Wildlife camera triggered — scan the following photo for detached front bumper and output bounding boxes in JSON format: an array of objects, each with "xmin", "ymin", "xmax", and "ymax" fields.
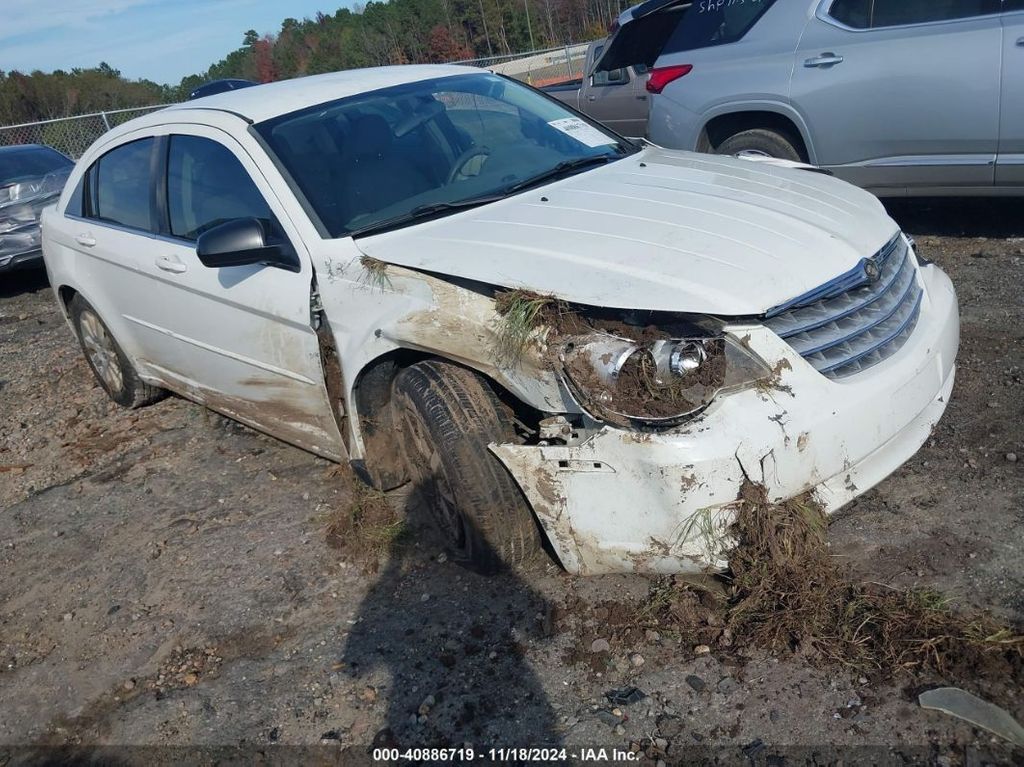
[{"xmin": 491, "ymin": 264, "xmax": 960, "ymax": 575}]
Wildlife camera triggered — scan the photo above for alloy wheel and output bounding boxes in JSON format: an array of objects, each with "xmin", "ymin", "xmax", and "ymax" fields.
[{"xmin": 79, "ymin": 310, "xmax": 124, "ymax": 393}]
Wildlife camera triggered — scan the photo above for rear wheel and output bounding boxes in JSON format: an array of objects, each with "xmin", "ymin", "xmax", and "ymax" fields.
[
  {"xmin": 715, "ymin": 128, "xmax": 804, "ymax": 163},
  {"xmin": 393, "ymin": 360, "xmax": 545, "ymax": 574},
  {"xmin": 69, "ymin": 295, "xmax": 164, "ymax": 408}
]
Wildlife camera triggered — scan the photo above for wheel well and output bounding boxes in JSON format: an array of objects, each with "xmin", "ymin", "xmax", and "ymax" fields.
[
  {"xmin": 352, "ymin": 351, "xmax": 549, "ymax": 489},
  {"xmin": 701, "ymin": 111, "xmax": 809, "ymax": 162},
  {"xmin": 57, "ymin": 285, "xmax": 78, "ymax": 311}
]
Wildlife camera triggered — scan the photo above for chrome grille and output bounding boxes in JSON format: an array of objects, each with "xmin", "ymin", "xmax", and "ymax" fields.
[{"xmin": 764, "ymin": 235, "xmax": 923, "ymax": 379}]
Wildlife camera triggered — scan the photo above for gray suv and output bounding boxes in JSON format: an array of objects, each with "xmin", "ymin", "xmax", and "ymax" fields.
[{"xmin": 597, "ymin": 0, "xmax": 1024, "ymax": 196}]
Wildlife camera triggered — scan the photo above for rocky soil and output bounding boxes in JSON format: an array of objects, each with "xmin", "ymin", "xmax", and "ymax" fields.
[{"xmin": 1, "ymin": 198, "xmax": 1021, "ymax": 764}]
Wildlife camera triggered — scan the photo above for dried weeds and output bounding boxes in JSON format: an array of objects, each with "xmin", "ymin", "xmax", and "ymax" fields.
[
  {"xmin": 492, "ymin": 289, "xmax": 574, "ymax": 364},
  {"xmin": 636, "ymin": 482, "xmax": 1024, "ymax": 683},
  {"xmin": 325, "ymin": 470, "xmax": 407, "ymax": 572},
  {"xmin": 359, "ymin": 255, "xmax": 392, "ymax": 291}
]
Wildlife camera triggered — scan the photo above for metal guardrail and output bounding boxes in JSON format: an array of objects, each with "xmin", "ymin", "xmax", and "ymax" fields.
[
  {"xmin": 457, "ymin": 43, "xmax": 590, "ymax": 87},
  {"xmin": 0, "ymin": 44, "xmax": 591, "ymax": 159}
]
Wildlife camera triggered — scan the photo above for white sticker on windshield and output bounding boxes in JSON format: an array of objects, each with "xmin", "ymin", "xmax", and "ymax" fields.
[{"xmin": 548, "ymin": 118, "xmax": 617, "ymax": 148}]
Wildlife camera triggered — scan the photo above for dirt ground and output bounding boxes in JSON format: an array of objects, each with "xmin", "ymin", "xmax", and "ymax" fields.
[{"xmin": 1, "ymin": 199, "xmax": 1022, "ymax": 764}]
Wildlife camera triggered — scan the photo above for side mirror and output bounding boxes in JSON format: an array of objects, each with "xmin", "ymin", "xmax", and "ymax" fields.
[{"xmin": 196, "ymin": 217, "xmax": 299, "ymax": 272}]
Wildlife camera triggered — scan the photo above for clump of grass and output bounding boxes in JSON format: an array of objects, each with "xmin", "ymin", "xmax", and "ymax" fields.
[
  {"xmin": 359, "ymin": 255, "xmax": 392, "ymax": 291},
  {"xmin": 492, "ymin": 289, "xmax": 569, "ymax": 365},
  {"xmin": 325, "ymin": 471, "xmax": 407, "ymax": 572},
  {"xmin": 635, "ymin": 481, "xmax": 1023, "ymax": 682},
  {"xmin": 726, "ymin": 482, "xmax": 1024, "ymax": 677}
]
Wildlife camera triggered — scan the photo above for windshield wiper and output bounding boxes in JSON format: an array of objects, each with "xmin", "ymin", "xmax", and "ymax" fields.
[
  {"xmin": 349, "ymin": 194, "xmax": 505, "ymax": 238},
  {"xmin": 503, "ymin": 155, "xmax": 619, "ymax": 195}
]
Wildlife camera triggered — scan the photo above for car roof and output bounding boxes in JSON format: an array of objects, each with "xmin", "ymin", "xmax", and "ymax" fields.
[
  {"xmin": 167, "ymin": 64, "xmax": 483, "ymax": 124},
  {"xmin": 0, "ymin": 143, "xmax": 60, "ymax": 154}
]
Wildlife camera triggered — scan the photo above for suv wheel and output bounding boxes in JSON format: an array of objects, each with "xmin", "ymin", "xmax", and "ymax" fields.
[
  {"xmin": 716, "ymin": 128, "xmax": 804, "ymax": 163},
  {"xmin": 69, "ymin": 295, "xmax": 164, "ymax": 408},
  {"xmin": 393, "ymin": 360, "xmax": 545, "ymax": 574}
]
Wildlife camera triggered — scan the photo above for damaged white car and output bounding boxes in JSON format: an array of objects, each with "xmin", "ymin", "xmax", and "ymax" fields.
[{"xmin": 41, "ymin": 66, "xmax": 960, "ymax": 575}]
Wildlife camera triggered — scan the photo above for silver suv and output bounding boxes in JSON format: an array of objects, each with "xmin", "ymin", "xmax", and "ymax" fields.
[{"xmin": 597, "ymin": 0, "xmax": 1024, "ymax": 196}]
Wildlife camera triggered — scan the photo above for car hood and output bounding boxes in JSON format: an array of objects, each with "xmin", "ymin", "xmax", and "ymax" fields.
[{"xmin": 355, "ymin": 148, "xmax": 899, "ymax": 316}]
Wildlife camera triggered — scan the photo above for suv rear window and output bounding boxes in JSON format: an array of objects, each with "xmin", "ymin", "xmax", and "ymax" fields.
[
  {"xmin": 829, "ymin": 0, "xmax": 1000, "ymax": 29},
  {"xmin": 594, "ymin": 0, "xmax": 778, "ymax": 72},
  {"xmin": 663, "ymin": 0, "xmax": 779, "ymax": 54}
]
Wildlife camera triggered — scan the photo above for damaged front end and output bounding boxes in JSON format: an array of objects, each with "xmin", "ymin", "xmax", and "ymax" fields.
[
  {"xmin": 486, "ymin": 263, "xmax": 958, "ymax": 575},
  {"xmin": 559, "ymin": 328, "xmax": 772, "ymax": 429}
]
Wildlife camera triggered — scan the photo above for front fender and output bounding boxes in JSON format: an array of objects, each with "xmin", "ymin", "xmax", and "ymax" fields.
[{"xmin": 315, "ymin": 250, "xmax": 574, "ymax": 460}]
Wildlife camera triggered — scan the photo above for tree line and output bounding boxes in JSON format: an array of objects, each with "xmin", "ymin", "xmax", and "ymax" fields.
[{"xmin": 1, "ymin": 0, "xmax": 630, "ymax": 125}]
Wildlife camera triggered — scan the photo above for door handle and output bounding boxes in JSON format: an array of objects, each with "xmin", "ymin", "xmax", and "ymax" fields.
[
  {"xmin": 587, "ymin": 94, "xmax": 597, "ymax": 101},
  {"xmin": 155, "ymin": 254, "xmax": 187, "ymax": 274},
  {"xmin": 1017, "ymin": 37, "xmax": 1024, "ymax": 47},
  {"xmin": 804, "ymin": 53, "xmax": 844, "ymax": 68},
  {"xmin": 75, "ymin": 234, "xmax": 96, "ymax": 248}
]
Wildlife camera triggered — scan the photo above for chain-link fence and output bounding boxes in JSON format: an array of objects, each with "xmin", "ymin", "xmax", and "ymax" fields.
[
  {"xmin": 0, "ymin": 44, "xmax": 591, "ymax": 160},
  {"xmin": 0, "ymin": 105, "xmax": 170, "ymax": 159}
]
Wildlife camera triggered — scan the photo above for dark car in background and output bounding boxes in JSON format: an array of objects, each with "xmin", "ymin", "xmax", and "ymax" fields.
[
  {"xmin": 1, "ymin": 144, "xmax": 73, "ymax": 273},
  {"xmin": 188, "ymin": 78, "xmax": 257, "ymax": 100}
]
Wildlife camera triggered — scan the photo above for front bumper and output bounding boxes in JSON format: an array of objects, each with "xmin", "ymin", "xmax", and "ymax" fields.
[
  {"xmin": 491, "ymin": 264, "xmax": 960, "ymax": 575},
  {"xmin": 0, "ymin": 246, "xmax": 43, "ymax": 272},
  {"xmin": 0, "ymin": 225, "xmax": 44, "ymax": 272}
]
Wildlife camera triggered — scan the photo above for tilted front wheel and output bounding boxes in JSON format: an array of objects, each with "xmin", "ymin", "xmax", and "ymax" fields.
[
  {"xmin": 393, "ymin": 360, "xmax": 545, "ymax": 574},
  {"xmin": 69, "ymin": 295, "xmax": 164, "ymax": 408},
  {"xmin": 716, "ymin": 128, "xmax": 804, "ymax": 163}
]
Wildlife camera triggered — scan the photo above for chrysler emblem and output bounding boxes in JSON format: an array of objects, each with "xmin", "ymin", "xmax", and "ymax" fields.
[{"xmin": 863, "ymin": 258, "xmax": 881, "ymax": 283}]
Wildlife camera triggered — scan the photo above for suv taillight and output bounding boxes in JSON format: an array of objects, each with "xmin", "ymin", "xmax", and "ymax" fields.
[{"xmin": 646, "ymin": 65, "xmax": 693, "ymax": 94}]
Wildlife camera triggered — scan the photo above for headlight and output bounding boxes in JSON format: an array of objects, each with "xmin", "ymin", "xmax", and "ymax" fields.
[{"xmin": 559, "ymin": 329, "xmax": 772, "ymax": 427}]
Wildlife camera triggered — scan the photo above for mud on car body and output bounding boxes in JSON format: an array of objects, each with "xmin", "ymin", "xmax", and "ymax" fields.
[{"xmin": 40, "ymin": 65, "xmax": 960, "ymax": 575}]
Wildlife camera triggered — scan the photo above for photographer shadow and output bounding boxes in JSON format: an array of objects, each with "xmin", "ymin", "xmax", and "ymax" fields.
[{"xmin": 341, "ymin": 483, "xmax": 562, "ymax": 757}]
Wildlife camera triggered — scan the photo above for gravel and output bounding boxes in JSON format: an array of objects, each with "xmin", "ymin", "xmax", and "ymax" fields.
[{"xmin": 0, "ymin": 199, "xmax": 1021, "ymax": 761}]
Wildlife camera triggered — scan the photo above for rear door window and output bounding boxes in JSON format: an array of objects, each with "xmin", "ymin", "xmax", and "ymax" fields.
[
  {"xmin": 828, "ymin": 0, "xmax": 1000, "ymax": 28},
  {"xmin": 92, "ymin": 138, "xmax": 156, "ymax": 231},
  {"xmin": 662, "ymin": 0, "xmax": 779, "ymax": 54}
]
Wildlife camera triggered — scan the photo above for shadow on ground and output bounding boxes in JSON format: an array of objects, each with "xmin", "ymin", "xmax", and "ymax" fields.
[
  {"xmin": 0, "ymin": 267, "xmax": 49, "ymax": 298},
  {"xmin": 341, "ymin": 488, "xmax": 562, "ymax": 752},
  {"xmin": 884, "ymin": 198, "xmax": 1024, "ymax": 239}
]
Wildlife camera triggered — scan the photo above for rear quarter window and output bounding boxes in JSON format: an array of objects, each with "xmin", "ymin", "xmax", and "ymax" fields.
[
  {"xmin": 828, "ymin": 0, "xmax": 1000, "ymax": 28},
  {"xmin": 663, "ymin": 0, "xmax": 780, "ymax": 53}
]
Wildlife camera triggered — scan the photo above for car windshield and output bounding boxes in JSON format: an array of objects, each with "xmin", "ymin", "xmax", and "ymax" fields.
[
  {"xmin": 0, "ymin": 147, "xmax": 72, "ymax": 185},
  {"xmin": 255, "ymin": 72, "xmax": 636, "ymax": 238}
]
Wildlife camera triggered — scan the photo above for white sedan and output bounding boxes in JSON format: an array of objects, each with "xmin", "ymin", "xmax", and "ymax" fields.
[{"xmin": 41, "ymin": 65, "xmax": 960, "ymax": 575}]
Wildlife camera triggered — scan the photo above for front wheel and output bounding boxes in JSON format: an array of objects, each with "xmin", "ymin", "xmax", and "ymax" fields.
[
  {"xmin": 69, "ymin": 295, "xmax": 164, "ymax": 408},
  {"xmin": 393, "ymin": 360, "xmax": 545, "ymax": 574}
]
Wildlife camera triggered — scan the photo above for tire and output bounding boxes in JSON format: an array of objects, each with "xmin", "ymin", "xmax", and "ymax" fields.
[
  {"xmin": 69, "ymin": 295, "xmax": 164, "ymax": 409},
  {"xmin": 716, "ymin": 128, "xmax": 804, "ymax": 163},
  {"xmin": 393, "ymin": 360, "xmax": 544, "ymax": 574}
]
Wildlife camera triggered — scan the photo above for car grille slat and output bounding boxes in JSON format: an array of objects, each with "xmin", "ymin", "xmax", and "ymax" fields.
[{"xmin": 764, "ymin": 236, "xmax": 923, "ymax": 380}]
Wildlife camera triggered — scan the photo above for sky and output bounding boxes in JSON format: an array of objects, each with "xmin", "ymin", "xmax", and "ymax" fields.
[{"xmin": 1, "ymin": 0, "xmax": 340, "ymax": 85}]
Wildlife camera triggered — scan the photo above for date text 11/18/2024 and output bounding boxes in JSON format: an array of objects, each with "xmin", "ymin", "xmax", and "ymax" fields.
[{"xmin": 372, "ymin": 747, "xmax": 642, "ymax": 762}]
